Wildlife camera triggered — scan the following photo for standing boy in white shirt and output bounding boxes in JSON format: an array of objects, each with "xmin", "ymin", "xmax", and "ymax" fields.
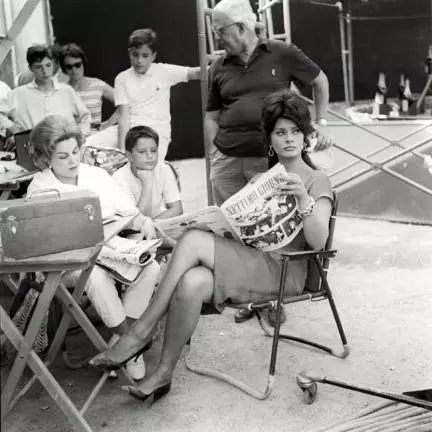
[{"xmin": 86, "ymin": 29, "xmax": 201, "ymax": 160}]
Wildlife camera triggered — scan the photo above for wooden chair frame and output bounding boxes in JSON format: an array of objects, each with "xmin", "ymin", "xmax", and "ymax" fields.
[{"xmin": 185, "ymin": 193, "xmax": 350, "ymax": 400}]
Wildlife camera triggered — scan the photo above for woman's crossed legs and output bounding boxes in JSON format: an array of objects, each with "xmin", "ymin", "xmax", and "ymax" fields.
[{"xmin": 91, "ymin": 230, "xmax": 215, "ymax": 393}]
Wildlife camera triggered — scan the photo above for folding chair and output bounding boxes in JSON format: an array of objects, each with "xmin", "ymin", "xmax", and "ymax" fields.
[{"xmin": 185, "ymin": 193, "xmax": 350, "ymax": 401}]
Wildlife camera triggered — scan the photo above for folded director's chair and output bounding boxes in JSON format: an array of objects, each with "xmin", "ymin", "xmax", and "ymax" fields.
[{"xmin": 185, "ymin": 193, "xmax": 350, "ymax": 402}]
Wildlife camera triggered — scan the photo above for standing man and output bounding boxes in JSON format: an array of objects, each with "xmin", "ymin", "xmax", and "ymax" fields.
[
  {"xmin": 206, "ymin": 0, "xmax": 333, "ymax": 207},
  {"xmin": 7, "ymin": 45, "xmax": 90, "ymax": 137}
]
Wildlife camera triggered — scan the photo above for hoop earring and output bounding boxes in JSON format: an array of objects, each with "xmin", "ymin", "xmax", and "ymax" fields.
[{"xmin": 268, "ymin": 146, "xmax": 275, "ymax": 157}]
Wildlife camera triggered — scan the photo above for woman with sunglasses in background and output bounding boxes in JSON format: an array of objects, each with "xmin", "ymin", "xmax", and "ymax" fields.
[{"xmin": 60, "ymin": 43, "xmax": 118, "ymax": 135}]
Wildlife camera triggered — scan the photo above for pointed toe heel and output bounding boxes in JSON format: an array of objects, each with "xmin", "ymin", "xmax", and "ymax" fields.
[{"xmin": 121, "ymin": 382, "xmax": 172, "ymax": 405}]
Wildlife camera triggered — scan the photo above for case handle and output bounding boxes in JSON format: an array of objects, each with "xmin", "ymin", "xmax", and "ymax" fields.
[{"xmin": 25, "ymin": 188, "xmax": 62, "ymax": 201}]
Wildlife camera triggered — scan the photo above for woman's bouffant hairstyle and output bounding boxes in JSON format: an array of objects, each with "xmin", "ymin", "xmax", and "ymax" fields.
[
  {"xmin": 261, "ymin": 89, "xmax": 316, "ymax": 169},
  {"xmin": 59, "ymin": 43, "xmax": 88, "ymax": 72},
  {"xmin": 29, "ymin": 115, "xmax": 83, "ymax": 170}
]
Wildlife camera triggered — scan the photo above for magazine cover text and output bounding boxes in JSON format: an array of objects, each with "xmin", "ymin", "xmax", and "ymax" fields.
[{"xmin": 221, "ymin": 164, "xmax": 303, "ymax": 251}]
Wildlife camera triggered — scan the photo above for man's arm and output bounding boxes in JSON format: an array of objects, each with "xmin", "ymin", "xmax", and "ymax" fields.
[
  {"xmin": 204, "ymin": 110, "xmax": 220, "ymax": 154},
  {"xmin": 311, "ymin": 71, "xmax": 330, "ymax": 122},
  {"xmin": 117, "ymin": 104, "xmax": 129, "ymax": 152},
  {"xmin": 311, "ymin": 71, "xmax": 334, "ymax": 152}
]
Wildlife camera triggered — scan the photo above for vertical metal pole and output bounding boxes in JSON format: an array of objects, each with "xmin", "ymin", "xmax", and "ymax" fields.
[
  {"xmin": 346, "ymin": 0, "xmax": 354, "ymax": 105},
  {"xmin": 196, "ymin": 0, "xmax": 213, "ymax": 205},
  {"xmin": 336, "ymin": 2, "xmax": 349, "ymax": 106},
  {"xmin": 266, "ymin": 4, "xmax": 275, "ymax": 40},
  {"xmin": 282, "ymin": 0, "xmax": 291, "ymax": 44},
  {"xmin": 42, "ymin": 0, "xmax": 54, "ymax": 45},
  {"xmin": 258, "ymin": 0, "xmax": 268, "ymax": 38}
]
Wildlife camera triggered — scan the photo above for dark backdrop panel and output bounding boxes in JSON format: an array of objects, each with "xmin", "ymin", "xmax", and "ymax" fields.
[
  {"xmin": 50, "ymin": 0, "xmax": 204, "ymax": 160},
  {"xmin": 49, "ymin": 0, "xmax": 431, "ymax": 159},
  {"xmin": 272, "ymin": 0, "xmax": 431, "ymax": 101}
]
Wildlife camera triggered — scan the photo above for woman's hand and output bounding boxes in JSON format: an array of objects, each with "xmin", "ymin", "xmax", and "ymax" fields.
[
  {"xmin": 140, "ymin": 216, "xmax": 156, "ymax": 239},
  {"xmin": 276, "ymin": 173, "xmax": 310, "ymax": 208}
]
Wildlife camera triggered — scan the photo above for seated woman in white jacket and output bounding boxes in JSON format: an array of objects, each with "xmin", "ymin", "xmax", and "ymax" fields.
[{"xmin": 27, "ymin": 114, "xmax": 159, "ymax": 380}]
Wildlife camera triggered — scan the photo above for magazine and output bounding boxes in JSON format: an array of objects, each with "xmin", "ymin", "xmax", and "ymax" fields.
[
  {"xmin": 155, "ymin": 163, "xmax": 303, "ymax": 252},
  {"xmin": 96, "ymin": 236, "xmax": 162, "ymax": 284}
]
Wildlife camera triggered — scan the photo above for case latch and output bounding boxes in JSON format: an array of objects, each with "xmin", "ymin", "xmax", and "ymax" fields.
[
  {"xmin": 84, "ymin": 204, "xmax": 96, "ymax": 221},
  {"xmin": 7, "ymin": 215, "xmax": 17, "ymax": 235}
]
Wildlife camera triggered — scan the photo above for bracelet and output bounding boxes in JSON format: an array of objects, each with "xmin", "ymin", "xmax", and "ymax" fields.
[{"xmin": 297, "ymin": 197, "xmax": 317, "ymax": 220}]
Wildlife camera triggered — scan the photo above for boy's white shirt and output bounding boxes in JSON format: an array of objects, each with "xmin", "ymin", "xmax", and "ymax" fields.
[
  {"xmin": 113, "ymin": 162, "xmax": 181, "ymax": 218},
  {"xmin": 114, "ymin": 63, "xmax": 190, "ymax": 142}
]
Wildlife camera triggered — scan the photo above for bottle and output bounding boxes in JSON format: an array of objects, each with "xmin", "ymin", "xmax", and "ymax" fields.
[
  {"xmin": 425, "ymin": 45, "xmax": 432, "ymax": 75},
  {"xmin": 398, "ymin": 74, "xmax": 405, "ymax": 100},
  {"xmin": 401, "ymin": 79, "xmax": 412, "ymax": 114},
  {"xmin": 373, "ymin": 72, "xmax": 387, "ymax": 115}
]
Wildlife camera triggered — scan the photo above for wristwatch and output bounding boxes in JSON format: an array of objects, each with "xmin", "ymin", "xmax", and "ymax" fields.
[{"xmin": 316, "ymin": 118, "xmax": 328, "ymax": 127}]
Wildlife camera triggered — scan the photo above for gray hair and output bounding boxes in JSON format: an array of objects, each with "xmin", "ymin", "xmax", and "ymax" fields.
[{"xmin": 213, "ymin": 0, "xmax": 257, "ymax": 31}]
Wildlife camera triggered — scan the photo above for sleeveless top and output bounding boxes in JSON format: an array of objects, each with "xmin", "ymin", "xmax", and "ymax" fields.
[{"xmin": 75, "ymin": 77, "xmax": 106, "ymax": 129}]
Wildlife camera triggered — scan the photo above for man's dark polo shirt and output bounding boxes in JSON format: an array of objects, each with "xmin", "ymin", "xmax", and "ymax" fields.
[{"xmin": 207, "ymin": 39, "xmax": 321, "ymax": 158}]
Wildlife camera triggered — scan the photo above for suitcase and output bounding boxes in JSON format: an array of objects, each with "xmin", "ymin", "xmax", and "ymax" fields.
[{"xmin": 0, "ymin": 188, "xmax": 104, "ymax": 260}]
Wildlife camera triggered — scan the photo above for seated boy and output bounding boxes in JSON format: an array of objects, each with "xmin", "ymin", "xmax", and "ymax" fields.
[
  {"xmin": 85, "ymin": 28, "xmax": 201, "ymax": 161},
  {"xmin": 113, "ymin": 125, "xmax": 182, "ymax": 220}
]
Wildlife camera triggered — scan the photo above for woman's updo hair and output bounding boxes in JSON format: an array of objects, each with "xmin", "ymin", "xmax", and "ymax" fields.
[
  {"xmin": 261, "ymin": 89, "xmax": 315, "ymax": 168},
  {"xmin": 29, "ymin": 115, "xmax": 83, "ymax": 169}
]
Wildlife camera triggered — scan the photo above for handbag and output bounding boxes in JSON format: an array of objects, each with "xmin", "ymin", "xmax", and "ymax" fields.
[{"xmin": 8, "ymin": 276, "xmax": 63, "ymax": 354}]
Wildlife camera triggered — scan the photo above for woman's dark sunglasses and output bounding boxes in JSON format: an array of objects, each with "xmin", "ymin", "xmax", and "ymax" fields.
[{"xmin": 64, "ymin": 61, "xmax": 83, "ymax": 71}]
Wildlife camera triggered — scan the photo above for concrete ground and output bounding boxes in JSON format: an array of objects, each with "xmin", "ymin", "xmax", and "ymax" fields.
[{"xmin": 2, "ymin": 158, "xmax": 432, "ymax": 432}]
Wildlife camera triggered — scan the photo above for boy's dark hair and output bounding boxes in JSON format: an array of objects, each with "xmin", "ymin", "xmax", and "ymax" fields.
[
  {"xmin": 26, "ymin": 45, "xmax": 54, "ymax": 66},
  {"xmin": 261, "ymin": 89, "xmax": 316, "ymax": 169},
  {"xmin": 59, "ymin": 43, "xmax": 88, "ymax": 72},
  {"xmin": 128, "ymin": 29, "xmax": 157, "ymax": 52},
  {"xmin": 125, "ymin": 125, "xmax": 159, "ymax": 152}
]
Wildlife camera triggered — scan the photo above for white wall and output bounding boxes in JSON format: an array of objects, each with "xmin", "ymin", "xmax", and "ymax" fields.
[{"xmin": 1, "ymin": 0, "xmax": 50, "ymax": 79}]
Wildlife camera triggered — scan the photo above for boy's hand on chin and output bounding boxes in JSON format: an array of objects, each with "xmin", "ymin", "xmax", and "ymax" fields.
[{"xmin": 136, "ymin": 168, "xmax": 154, "ymax": 184}]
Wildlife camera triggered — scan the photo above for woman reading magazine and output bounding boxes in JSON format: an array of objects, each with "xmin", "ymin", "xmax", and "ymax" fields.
[
  {"xmin": 26, "ymin": 115, "xmax": 160, "ymax": 380},
  {"xmin": 89, "ymin": 89, "xmax": 334, "ymax": 403}
]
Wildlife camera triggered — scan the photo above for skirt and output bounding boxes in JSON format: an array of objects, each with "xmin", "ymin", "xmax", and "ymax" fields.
[{"xmin": 212, "ymin": 236, "xmax": 307, "ymax": 312}]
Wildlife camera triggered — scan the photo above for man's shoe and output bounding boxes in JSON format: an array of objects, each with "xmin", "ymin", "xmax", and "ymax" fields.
[
  {"xmin": 126, "ymin": 354, "xmax": 146, "ymax": 381},
  {"xmin": 267, "ymin": 307, "xmax": 286, "ymax": 328},
  {"xmin": 234, "ymin": 308, "xmax": 254, "ymax": 324}
]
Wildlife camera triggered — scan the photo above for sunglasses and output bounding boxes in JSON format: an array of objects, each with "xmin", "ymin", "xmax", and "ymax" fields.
[{"xmin": 64, "ymin": 61, "xmax": 83, "ymax": 71}]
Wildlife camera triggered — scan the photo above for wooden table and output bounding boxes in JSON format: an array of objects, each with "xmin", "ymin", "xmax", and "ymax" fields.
[
  {"xmin": 0, "ymin": 171, "xmax": 35, "ymax": 200},
  {"xmin": 0, "ymin": 215, "xmax": 135, "ymax": 431},
  {"xmin": 0, "ymin": 170, "xmax": 37, "ymax": 293}
]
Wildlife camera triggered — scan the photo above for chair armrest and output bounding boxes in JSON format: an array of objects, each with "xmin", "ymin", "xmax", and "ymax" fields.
[{"xmin": 279, "ymin": 249, "xmax": 337, "ymax": 261}]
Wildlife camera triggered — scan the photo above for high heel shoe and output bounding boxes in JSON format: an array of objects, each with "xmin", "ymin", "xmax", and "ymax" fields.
[
  {"xmin": 121, "ymin": 382, "xmax": 172, "ymax": 404},
  {"xmin": 89, "ymin": 340, "xmax": 152, "ymax": 372}
]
